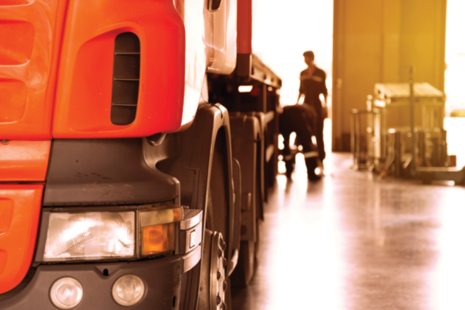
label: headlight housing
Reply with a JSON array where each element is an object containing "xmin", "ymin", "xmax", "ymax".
[
  {"xmin": 44, "ymin": 212, "xmax": 135, "ymax": 261},
  {"xmin": 42, "ymin": 205, "xmax": 186, "ymax": 262}
]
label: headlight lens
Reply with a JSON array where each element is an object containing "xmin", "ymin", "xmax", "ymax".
[
  {"xmin": 112, "ymin": 274, "xmax": 145, "ymax": 306},
  {"xmin": 44, "ymin": 212, "xmax": 135, "ymax": 261},
  {"xmin": 50, "ymin": 277, "xmax": 83, "ymax": 309}
]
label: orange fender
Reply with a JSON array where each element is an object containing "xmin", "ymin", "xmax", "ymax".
[{"xmin": 0, "ymin": 185, "xmax": 43, "ymax": 294}]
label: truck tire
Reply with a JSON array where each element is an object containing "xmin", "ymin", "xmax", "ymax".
[
  {"xmin": 231, "ymin": 217, "xmax": 259, "ymax": 287},
  {"xmin": 198, "ymin": 133, "xmax": 234, "ymax": 310},
  {"xmin": 198, "ymin": 229, "xmax": 229, "ymax": 310}
]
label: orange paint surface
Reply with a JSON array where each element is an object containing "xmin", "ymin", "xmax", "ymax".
[
  {"xmin": 0, "ymin": 140, "xmax": 51, "ymax": 181},
  {"xmin": 0, "ymin": 0, "xmax": 67, "ymax": 139},
  {"xmin": 53, "ymin": 0, "xmax": 185, "ymax": 138},
  {"xmin": 0, "ymin": 185, "xmax": 43, "ymax": 294},
  {"xmin": 237, "ymin": 0, "xmax": 253, "ymax": 54}
]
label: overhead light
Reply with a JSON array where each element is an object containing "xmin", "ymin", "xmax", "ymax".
[{"xmin": 238, "ymin": 85, "xmax": 253, "ymax": 93}]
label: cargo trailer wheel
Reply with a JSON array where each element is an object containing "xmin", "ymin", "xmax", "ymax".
[
  {"xmin": 198, "ymin": 229, "xmax": 230, "ymax": 310},
  {"xmin": 198, "ymin": 131, "xmax": 233, "ymax": 310},
  {"xmin": 231, "ymin": 217, "xmax": 259, "ymax": 287}
]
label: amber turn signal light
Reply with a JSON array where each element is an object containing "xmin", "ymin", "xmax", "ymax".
[
  {"xmin": 142, "ymin": 223, "xmax": 175, "ymax": 256},
  {"xmin": 139, "ymin": 206, "xmax": 183, "ymax": 256}
]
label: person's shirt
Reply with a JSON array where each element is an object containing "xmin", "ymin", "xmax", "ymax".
[{"xmin": 299, "ymin": 66, "xmax": 327, "ymax": 107}]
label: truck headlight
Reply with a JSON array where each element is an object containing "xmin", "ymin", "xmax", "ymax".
[
  {"xmin": 50, "ymin": 277, "xmax": 83, "ymax": 309},
  {"xmin": 44, "ymin": 212, "xmax": 135, "ymax": 261},
  {"xmin": 112, "ymin": 274, "xmax": 145, "ymax": 306}
]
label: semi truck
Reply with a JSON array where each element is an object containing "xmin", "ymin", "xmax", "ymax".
[{"xmin": 0, "ymin": 0, "xmax": 281, "ymax": 309}]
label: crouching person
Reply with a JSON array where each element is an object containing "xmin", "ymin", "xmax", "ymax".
[{"xmin": 279, "ymin": 104, "xmax": 321, "ymax": 181}]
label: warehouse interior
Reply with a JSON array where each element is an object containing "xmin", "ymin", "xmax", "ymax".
[
  {"xmin": 232, "ymin": 0, "xmax": 465, "ymax": 309},
  {"xmin": 1, "ymin": 0, "xmax": 465, "ymax": 309}
]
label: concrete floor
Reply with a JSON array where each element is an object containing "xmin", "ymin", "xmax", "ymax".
[{"xmin": 232, "ymin": 152, "xmax": 465, "ymax": 310}]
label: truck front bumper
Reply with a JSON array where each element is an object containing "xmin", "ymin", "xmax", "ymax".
[{"xmin": 0, "ymin": 245, "xmax": 201, "ymax": 310}]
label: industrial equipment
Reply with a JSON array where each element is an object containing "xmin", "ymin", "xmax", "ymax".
[
  {"xmin": 371, "ymin": 82, "xmax": 447, "ymax": 173},
  {"xmin": 352, "ymin": 69, "xmax": 465, "ymax": 184}
]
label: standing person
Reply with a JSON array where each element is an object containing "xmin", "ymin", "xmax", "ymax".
[{"xmin": 297, "ymin": 50, "xmax": 327, "ymax": 163}]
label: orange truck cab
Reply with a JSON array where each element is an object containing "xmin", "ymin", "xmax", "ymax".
[{"xmin": 0, "ymin": 0, "xmax": 281, "ymax": 309}]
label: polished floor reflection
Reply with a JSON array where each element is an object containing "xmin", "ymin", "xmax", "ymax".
[{"xmin": 232, "ymin": 152, "xmax": 465, "ymax": 310}]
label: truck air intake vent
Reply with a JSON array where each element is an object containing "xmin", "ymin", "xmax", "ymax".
[
  {"xmin": 111, "ymin": 32, "xmax": 141, "ymax": 125},
  {"xmin": 208, "ymin": 0, "xmax": 222, "ymax": 11}
]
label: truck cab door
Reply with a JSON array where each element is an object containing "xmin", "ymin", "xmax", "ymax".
[{"xmin": 204, "ymin": 0, "xmax": 237, "ymax": 75}]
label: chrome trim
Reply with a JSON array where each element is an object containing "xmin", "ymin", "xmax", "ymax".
[
  {"xmin": 180, "ymin": 209, "xmax": 203, "ymax": 230},
  {"xmin": 182, "ymin": 245, "xmax": 202, "ymax": 273}
]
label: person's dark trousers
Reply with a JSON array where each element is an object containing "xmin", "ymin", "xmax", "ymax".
[
  {"xmin": 305, "ymin": 102, "xmax": 326, "ymax": 162},
  {"xmin": 315, "ymin": 112, "xmax": 325, "ymax": 161},
  {"xmin": 300, "ymin": 132, "xmax": 319, "ymax": 180},
  {"xmin": 282, "ymin": 131, "xmax": 319, "ymax": 180},
  {"xmin": 282, "ymin": 134, "xmax": 296, "ymax": 178}
]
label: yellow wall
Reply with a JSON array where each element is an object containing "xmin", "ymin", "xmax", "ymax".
[{"xmin": 332, "ymin": 0, "xmax": 447, "ymax": 151}]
